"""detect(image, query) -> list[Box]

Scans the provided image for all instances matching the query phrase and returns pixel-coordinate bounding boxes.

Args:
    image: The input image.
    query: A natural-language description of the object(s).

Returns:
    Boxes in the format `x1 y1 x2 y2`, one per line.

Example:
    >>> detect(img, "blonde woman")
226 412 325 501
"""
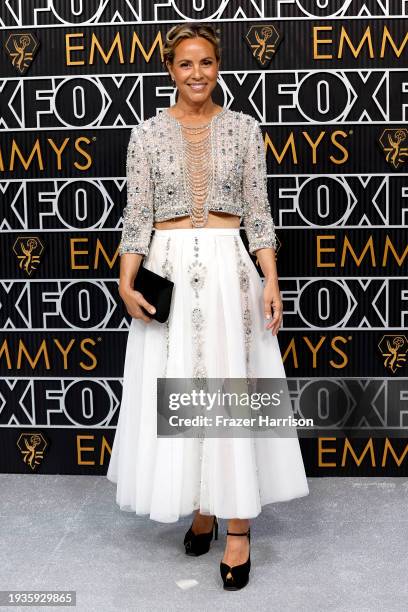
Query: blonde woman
107 22 309 591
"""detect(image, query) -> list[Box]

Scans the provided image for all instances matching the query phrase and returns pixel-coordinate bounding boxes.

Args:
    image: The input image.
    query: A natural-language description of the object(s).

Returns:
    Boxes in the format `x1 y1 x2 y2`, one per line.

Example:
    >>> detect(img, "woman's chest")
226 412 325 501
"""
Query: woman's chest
145 125 246 203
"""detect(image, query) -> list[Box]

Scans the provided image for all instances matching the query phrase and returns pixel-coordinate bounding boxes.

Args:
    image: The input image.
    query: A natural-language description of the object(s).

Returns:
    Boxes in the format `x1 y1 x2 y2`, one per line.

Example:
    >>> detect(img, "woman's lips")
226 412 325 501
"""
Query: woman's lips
189 84 206 90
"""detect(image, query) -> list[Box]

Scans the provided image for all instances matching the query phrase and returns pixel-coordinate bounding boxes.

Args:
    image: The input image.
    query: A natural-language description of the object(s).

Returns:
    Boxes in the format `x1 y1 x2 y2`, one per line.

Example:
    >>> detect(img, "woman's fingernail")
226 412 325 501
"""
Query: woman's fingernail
150 308 156 314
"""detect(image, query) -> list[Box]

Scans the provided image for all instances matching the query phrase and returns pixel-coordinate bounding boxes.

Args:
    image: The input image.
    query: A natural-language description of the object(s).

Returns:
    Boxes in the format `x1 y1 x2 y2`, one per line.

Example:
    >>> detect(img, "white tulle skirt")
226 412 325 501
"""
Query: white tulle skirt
107 227 309 523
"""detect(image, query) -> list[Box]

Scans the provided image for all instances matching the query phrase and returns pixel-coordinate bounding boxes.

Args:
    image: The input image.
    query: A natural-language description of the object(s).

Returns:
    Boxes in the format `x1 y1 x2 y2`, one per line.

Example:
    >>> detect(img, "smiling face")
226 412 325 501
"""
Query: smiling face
166 36 220 105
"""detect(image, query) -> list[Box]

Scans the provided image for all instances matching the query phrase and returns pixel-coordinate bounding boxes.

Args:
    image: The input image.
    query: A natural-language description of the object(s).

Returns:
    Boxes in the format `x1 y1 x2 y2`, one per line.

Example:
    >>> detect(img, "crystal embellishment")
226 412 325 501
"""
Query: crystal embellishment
234 236 252 376
118 109 278 257
188 237 207 384
188 261 206 297
161 236 172 378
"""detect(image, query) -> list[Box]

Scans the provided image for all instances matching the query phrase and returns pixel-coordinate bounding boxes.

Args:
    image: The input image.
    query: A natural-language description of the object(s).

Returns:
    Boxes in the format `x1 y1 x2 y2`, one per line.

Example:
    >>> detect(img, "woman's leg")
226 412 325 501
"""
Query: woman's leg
222 518 250 566
191 510 215 534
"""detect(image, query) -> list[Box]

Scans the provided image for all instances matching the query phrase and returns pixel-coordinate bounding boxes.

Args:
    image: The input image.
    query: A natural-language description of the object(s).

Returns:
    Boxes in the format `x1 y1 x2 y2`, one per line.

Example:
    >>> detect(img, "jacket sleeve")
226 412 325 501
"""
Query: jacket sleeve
241 119 277 255
119 126 154 256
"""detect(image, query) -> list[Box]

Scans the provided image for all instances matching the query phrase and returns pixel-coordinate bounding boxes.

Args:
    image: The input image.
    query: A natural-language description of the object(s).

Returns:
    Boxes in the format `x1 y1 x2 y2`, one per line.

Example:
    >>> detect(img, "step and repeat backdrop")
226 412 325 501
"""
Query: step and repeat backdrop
1 1 407 476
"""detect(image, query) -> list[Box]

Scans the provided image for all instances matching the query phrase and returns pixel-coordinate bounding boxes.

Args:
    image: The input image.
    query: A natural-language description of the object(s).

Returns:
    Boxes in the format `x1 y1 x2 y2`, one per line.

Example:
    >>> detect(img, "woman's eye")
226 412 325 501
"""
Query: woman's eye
180 61 212 67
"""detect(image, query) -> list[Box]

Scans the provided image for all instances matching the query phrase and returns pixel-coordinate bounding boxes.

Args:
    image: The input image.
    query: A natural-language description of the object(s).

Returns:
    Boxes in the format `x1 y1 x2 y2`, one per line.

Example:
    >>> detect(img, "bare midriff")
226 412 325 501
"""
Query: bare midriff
154 211 241 229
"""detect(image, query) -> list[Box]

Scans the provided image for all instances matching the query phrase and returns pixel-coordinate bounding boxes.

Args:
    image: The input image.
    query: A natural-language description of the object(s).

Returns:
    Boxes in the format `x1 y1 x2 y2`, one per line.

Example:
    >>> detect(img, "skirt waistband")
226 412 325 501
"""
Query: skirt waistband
152 227 241 238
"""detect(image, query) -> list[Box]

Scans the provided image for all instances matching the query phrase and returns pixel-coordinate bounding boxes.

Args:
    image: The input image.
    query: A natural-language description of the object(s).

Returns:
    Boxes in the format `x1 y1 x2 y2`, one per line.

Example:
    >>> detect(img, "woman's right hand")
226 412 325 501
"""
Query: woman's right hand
119 287 156 323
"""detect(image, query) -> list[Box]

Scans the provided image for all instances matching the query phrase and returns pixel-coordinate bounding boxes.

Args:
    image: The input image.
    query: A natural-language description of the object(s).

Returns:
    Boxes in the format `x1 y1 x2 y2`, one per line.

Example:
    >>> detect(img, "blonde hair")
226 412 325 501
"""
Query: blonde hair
162 22 221 81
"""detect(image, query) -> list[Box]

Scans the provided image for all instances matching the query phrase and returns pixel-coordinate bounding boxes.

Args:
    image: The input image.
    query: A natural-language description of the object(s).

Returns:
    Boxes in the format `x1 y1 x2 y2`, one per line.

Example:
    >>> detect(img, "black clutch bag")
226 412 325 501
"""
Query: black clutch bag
133 264 174 323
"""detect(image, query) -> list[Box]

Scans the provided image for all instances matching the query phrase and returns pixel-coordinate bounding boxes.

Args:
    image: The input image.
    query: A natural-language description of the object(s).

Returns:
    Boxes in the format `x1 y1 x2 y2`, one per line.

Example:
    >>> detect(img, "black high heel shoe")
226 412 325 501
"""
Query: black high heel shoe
220 527 251 590
184 515 218 556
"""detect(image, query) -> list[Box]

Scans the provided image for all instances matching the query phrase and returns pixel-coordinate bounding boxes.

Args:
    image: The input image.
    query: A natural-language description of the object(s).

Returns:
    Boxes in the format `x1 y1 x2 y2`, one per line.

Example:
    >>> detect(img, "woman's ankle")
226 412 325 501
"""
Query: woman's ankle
192 511 214 525
191 511 215 534
227 518 249 533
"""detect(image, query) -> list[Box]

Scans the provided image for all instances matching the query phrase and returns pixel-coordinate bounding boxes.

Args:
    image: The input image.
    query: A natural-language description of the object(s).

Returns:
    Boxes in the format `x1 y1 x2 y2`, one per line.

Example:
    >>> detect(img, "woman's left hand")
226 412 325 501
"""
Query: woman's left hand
263 278 283 335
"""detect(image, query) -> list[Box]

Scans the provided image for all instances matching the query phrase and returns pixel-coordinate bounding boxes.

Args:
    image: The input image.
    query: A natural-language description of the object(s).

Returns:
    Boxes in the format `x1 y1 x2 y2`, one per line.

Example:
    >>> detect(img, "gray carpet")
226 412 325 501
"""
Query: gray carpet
0 475 407 612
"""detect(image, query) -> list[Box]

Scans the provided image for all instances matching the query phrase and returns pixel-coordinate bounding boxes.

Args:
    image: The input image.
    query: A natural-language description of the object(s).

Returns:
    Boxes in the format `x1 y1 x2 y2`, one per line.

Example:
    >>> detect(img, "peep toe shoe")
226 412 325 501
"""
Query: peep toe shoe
184 515 218 556
219 527 251 590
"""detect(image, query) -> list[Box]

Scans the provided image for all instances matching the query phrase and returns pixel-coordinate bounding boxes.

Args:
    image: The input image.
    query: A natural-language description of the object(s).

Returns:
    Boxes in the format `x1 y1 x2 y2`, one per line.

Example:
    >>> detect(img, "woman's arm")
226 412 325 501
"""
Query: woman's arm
254 248 282 336
118 126 156 323
119 126 154 257
241 120 277 255
241 119 282 335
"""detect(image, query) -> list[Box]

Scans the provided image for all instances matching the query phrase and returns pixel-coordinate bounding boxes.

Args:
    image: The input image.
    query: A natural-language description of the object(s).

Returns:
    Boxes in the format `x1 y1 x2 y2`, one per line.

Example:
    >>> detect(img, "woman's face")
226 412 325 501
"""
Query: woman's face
167 36 219 104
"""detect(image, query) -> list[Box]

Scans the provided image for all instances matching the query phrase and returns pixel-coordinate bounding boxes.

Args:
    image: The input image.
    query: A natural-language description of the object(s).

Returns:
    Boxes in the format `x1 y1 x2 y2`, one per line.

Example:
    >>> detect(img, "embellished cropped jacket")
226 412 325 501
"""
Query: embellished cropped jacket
119 107 277 256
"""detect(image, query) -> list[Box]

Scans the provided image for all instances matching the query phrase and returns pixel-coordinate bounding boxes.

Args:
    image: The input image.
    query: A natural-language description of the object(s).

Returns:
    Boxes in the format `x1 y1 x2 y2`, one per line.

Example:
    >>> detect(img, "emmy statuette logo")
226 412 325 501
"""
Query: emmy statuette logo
244 25 283 66
13 236 44 275
379 129 408 169
378 335 408 373
17 433 48 470
4 32 40 75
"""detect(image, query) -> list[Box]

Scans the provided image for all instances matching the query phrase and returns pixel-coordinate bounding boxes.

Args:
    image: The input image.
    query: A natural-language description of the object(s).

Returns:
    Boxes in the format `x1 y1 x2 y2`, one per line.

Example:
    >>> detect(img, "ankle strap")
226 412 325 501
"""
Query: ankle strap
226 529 250 536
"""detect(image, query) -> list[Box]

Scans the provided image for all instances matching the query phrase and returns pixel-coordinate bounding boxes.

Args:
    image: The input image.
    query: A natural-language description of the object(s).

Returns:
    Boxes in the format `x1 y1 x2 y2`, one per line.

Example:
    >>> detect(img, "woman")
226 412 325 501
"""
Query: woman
107 23 309 591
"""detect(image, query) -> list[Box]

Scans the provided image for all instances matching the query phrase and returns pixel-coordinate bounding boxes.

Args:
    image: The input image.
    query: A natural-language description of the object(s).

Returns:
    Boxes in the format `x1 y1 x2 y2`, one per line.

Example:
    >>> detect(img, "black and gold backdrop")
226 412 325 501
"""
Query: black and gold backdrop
1 2 407 475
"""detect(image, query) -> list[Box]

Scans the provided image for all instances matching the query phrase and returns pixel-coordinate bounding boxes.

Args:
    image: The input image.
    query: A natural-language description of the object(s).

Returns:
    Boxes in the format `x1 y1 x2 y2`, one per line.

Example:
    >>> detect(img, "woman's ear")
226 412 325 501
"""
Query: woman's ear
165 60 172 81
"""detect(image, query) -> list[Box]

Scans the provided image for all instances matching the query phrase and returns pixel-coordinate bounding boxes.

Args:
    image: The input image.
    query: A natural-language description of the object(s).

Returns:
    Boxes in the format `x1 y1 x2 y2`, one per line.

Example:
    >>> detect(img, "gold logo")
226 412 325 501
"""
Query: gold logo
379 129 408 169
378 335 408 373
4 33 40 75
13 236 44 275
17 433 48 470
245 25 283 66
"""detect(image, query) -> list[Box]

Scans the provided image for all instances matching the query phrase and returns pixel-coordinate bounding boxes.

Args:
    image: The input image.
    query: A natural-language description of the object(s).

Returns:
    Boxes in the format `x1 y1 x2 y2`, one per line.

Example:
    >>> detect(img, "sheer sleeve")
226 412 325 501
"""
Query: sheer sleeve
241 119 277 255
119 126 154 256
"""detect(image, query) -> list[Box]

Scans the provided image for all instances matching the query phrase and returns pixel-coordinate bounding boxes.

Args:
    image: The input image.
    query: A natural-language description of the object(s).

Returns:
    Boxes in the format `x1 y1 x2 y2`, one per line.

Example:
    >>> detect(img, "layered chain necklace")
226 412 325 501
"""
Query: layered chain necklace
179 120 212 227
